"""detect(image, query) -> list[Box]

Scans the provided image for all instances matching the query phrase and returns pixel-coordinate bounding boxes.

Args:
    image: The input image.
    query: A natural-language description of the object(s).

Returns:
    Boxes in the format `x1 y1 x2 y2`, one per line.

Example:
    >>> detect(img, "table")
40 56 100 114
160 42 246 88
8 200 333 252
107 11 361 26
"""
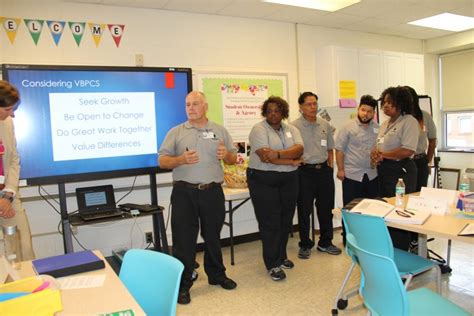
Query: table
385 196 473 258
18 251 145 315
223 187 251 265
69 208 169 254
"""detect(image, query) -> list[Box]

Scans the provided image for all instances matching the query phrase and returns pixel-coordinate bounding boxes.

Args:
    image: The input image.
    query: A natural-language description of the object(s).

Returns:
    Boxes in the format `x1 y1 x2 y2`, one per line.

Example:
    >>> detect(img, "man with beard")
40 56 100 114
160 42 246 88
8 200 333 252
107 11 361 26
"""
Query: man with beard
335 95 379 206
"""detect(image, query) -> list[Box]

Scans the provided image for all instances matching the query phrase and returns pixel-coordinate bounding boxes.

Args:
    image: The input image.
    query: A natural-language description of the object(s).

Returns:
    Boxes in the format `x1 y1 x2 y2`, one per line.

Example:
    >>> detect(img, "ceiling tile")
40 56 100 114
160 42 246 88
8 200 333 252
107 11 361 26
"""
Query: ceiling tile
216 1 283 19
263 5 329 24
303 12 366 28
163 0 234 14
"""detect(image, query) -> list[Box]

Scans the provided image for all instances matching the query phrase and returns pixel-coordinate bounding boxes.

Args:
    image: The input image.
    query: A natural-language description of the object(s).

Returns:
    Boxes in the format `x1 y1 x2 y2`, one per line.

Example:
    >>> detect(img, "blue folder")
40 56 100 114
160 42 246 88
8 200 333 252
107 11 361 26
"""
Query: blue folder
32 250 105 278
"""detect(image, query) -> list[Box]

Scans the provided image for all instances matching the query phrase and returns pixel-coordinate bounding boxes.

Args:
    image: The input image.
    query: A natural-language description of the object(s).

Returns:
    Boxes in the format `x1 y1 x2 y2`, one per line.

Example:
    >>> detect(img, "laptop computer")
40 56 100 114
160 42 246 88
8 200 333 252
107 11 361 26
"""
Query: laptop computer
76 185 123 221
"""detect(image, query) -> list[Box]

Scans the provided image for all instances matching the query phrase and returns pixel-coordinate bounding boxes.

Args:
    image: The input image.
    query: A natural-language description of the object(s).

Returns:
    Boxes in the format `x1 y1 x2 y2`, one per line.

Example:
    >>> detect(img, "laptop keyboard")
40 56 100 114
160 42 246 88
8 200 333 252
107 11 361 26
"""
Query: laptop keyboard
80 209 123 221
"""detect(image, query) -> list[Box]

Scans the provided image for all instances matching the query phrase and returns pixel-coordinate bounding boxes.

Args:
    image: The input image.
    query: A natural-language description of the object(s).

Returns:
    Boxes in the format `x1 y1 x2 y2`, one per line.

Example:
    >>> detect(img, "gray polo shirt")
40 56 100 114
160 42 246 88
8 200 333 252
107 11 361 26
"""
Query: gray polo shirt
416 110 437 154
248 120 303 172
158 120 236 184
335 119 379 181
377 114 418 155
291 116 334 164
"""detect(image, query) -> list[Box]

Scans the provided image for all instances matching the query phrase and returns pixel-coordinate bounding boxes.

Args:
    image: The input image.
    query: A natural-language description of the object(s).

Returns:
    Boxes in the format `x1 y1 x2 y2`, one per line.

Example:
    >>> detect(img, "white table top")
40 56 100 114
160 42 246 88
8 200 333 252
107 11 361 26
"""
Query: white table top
223 186 250 201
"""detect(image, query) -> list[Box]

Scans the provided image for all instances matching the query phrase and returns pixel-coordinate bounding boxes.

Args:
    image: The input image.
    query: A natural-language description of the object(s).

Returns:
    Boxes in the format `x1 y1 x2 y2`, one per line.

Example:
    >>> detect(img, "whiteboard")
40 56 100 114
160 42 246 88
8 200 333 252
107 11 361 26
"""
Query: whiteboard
376 94 432 123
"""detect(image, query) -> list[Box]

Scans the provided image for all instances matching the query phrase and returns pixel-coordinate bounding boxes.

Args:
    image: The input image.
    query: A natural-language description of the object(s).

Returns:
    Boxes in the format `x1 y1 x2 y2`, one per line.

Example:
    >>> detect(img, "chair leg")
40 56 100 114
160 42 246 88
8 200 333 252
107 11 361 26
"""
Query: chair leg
403 274 413 289
446 239 452 266
332 262 356 313
434 264 442 294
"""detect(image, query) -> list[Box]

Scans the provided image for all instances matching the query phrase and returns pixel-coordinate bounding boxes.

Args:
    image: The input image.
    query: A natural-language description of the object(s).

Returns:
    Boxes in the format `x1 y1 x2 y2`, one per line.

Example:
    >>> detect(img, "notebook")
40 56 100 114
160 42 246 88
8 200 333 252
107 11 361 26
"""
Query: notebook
76 185 123 221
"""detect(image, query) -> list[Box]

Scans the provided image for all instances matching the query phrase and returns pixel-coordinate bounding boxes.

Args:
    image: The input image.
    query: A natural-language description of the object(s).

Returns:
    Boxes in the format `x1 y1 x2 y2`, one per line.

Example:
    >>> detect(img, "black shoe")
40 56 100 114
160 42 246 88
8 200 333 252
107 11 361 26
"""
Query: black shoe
281 259 295 269
317 244 342 255
268 267 286 281
298 247 311 259
209 277 237 290
177 290 191 304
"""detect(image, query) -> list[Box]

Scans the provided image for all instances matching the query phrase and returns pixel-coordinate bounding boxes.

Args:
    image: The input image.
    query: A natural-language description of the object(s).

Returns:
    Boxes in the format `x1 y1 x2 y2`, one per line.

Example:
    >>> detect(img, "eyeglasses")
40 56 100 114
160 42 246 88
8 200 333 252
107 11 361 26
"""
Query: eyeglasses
395 209 414 218
303 102 318 107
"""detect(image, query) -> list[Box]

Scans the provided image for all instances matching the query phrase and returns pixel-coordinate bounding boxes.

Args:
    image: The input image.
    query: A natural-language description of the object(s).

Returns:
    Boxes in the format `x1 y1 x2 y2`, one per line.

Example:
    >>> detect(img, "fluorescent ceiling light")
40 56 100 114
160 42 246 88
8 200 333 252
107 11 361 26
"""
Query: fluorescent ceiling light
262 0 360 12
408 13 474 32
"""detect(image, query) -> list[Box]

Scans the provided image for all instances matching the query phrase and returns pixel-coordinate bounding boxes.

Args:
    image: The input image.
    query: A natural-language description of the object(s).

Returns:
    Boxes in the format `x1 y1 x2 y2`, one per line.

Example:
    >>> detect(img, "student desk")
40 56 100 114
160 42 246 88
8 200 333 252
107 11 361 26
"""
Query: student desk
384 196 474 257
18 251 145 315
336 196 474 258
223 187 251 265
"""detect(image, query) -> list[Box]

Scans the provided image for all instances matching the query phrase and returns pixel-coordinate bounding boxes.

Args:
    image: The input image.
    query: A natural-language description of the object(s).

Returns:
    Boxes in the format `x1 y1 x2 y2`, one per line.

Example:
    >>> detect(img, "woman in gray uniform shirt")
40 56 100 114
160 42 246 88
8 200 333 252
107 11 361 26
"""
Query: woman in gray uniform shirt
405 86 437 192
247 96 304 281
371 86 418 250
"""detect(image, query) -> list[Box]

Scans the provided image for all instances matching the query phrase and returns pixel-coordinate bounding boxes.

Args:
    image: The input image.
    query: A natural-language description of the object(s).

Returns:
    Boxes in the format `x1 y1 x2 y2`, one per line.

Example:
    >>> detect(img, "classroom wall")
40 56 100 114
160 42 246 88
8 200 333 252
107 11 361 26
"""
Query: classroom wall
1 0 471 258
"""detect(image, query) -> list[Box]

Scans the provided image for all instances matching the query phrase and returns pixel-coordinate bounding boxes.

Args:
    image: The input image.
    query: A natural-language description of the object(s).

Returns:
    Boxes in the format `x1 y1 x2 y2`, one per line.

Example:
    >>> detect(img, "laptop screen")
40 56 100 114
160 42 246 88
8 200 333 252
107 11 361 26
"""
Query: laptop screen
76 185 116 211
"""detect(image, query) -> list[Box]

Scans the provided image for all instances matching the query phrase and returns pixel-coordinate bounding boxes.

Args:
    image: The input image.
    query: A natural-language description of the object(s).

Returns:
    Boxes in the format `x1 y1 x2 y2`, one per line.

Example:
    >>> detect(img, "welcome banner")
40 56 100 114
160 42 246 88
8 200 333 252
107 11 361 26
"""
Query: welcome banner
0 16 126 47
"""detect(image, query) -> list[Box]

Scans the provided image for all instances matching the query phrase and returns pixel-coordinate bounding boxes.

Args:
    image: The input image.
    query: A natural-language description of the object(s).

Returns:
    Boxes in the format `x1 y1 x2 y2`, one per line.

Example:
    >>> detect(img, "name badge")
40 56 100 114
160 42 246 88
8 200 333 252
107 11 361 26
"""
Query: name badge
373 128 379 133
286 132 292 138
321 139 327 147
0 176 4 184
203 131 215 139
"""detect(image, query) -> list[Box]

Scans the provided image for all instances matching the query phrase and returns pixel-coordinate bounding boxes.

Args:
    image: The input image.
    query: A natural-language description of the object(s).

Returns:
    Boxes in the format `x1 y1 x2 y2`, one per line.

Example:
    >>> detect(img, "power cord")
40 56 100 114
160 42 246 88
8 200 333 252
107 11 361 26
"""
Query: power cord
116 176 138 204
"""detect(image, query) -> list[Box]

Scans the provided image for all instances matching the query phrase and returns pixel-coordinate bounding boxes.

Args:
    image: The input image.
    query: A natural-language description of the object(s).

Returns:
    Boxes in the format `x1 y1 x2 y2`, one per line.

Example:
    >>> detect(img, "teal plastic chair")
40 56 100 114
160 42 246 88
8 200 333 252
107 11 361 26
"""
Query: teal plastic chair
333 211 440 314
119 249 184 316
346 233 469 316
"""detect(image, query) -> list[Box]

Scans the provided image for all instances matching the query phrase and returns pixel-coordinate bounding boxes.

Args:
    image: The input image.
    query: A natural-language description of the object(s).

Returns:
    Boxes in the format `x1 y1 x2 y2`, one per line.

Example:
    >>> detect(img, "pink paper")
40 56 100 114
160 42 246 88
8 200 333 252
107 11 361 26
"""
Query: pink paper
339 99 357 108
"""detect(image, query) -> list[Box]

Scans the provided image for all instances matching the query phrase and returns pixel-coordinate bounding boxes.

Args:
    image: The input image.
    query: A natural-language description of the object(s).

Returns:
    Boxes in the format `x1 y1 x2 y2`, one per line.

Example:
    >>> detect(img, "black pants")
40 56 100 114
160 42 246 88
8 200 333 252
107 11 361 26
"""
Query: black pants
246 168 298 270
414 154 429 192
341 175 379 245
297 164 335 249
378 159 417 250
171 185 226 291
342 175 379 206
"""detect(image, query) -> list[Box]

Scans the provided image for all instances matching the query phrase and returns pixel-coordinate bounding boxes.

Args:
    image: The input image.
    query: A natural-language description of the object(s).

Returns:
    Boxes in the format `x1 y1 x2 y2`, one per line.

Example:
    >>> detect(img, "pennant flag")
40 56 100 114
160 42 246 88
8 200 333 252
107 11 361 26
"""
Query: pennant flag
47 20 65 46
24 19 44 45
0 17 22 44
88 22 105 47
107 24 125 47
68 21 85 47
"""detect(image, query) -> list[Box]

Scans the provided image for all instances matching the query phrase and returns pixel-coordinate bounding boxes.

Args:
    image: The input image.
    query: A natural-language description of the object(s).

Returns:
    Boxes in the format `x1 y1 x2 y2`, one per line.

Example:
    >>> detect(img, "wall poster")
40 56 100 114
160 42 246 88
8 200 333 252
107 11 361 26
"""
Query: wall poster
196 73 288 148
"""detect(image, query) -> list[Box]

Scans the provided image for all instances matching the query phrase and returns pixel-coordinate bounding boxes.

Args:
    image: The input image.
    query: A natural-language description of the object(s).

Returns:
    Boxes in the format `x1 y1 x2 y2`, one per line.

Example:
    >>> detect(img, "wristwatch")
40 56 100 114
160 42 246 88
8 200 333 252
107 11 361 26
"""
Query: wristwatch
0 191 15 203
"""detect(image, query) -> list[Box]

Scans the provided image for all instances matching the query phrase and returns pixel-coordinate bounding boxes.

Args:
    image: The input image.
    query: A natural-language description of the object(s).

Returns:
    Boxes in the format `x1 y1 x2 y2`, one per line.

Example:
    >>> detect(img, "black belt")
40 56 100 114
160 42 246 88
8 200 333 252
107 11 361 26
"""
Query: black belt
300 161 327 169
413 153 427 160
173 181 221 190
382 158 413 163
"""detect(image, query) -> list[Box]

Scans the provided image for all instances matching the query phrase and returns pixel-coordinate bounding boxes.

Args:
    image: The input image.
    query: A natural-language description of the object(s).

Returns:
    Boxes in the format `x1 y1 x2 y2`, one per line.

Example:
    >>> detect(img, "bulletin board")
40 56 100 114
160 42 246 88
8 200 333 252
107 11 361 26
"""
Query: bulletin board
196 72 288 144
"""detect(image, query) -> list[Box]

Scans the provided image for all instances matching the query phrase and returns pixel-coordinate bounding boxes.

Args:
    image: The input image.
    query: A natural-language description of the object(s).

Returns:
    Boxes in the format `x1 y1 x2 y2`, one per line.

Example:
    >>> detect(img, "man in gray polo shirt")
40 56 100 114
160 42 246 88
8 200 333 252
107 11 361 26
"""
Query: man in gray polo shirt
292 92 341 259
335 95 379 206
159 91 237 305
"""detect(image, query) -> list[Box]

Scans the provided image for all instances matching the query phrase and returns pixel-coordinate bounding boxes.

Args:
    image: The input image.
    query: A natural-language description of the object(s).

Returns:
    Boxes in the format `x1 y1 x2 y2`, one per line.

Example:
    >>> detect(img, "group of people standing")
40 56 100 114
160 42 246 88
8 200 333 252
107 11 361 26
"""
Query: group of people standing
159 85 436 304
0 80 437 306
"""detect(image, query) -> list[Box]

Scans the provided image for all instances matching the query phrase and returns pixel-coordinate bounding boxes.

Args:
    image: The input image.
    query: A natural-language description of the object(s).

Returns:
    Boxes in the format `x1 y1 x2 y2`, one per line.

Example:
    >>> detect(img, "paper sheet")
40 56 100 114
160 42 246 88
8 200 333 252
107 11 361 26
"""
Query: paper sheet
58 274 106 290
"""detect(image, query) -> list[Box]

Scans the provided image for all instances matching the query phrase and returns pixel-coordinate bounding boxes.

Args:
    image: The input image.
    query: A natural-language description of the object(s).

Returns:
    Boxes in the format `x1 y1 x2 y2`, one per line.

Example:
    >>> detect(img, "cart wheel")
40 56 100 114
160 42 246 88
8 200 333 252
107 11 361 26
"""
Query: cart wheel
337 298 348 310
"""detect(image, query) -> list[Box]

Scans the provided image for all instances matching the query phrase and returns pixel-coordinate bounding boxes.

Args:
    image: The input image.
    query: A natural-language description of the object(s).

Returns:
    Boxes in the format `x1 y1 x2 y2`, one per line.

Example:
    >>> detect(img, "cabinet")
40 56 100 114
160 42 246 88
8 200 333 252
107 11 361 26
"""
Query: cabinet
315 46 424 107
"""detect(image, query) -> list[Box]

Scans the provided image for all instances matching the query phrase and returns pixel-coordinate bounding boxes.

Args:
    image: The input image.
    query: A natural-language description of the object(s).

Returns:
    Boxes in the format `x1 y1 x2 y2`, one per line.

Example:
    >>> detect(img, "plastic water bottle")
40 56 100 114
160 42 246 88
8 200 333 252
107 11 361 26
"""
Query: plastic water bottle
460 174 470 194
457 174 470 210
395 178 405 207
2 225 22 269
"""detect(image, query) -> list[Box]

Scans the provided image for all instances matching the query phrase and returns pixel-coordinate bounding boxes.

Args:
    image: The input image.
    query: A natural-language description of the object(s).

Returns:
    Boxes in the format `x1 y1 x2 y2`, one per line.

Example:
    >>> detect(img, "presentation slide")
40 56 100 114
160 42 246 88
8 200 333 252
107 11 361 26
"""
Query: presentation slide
4 66 190 183
49 92 157 161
